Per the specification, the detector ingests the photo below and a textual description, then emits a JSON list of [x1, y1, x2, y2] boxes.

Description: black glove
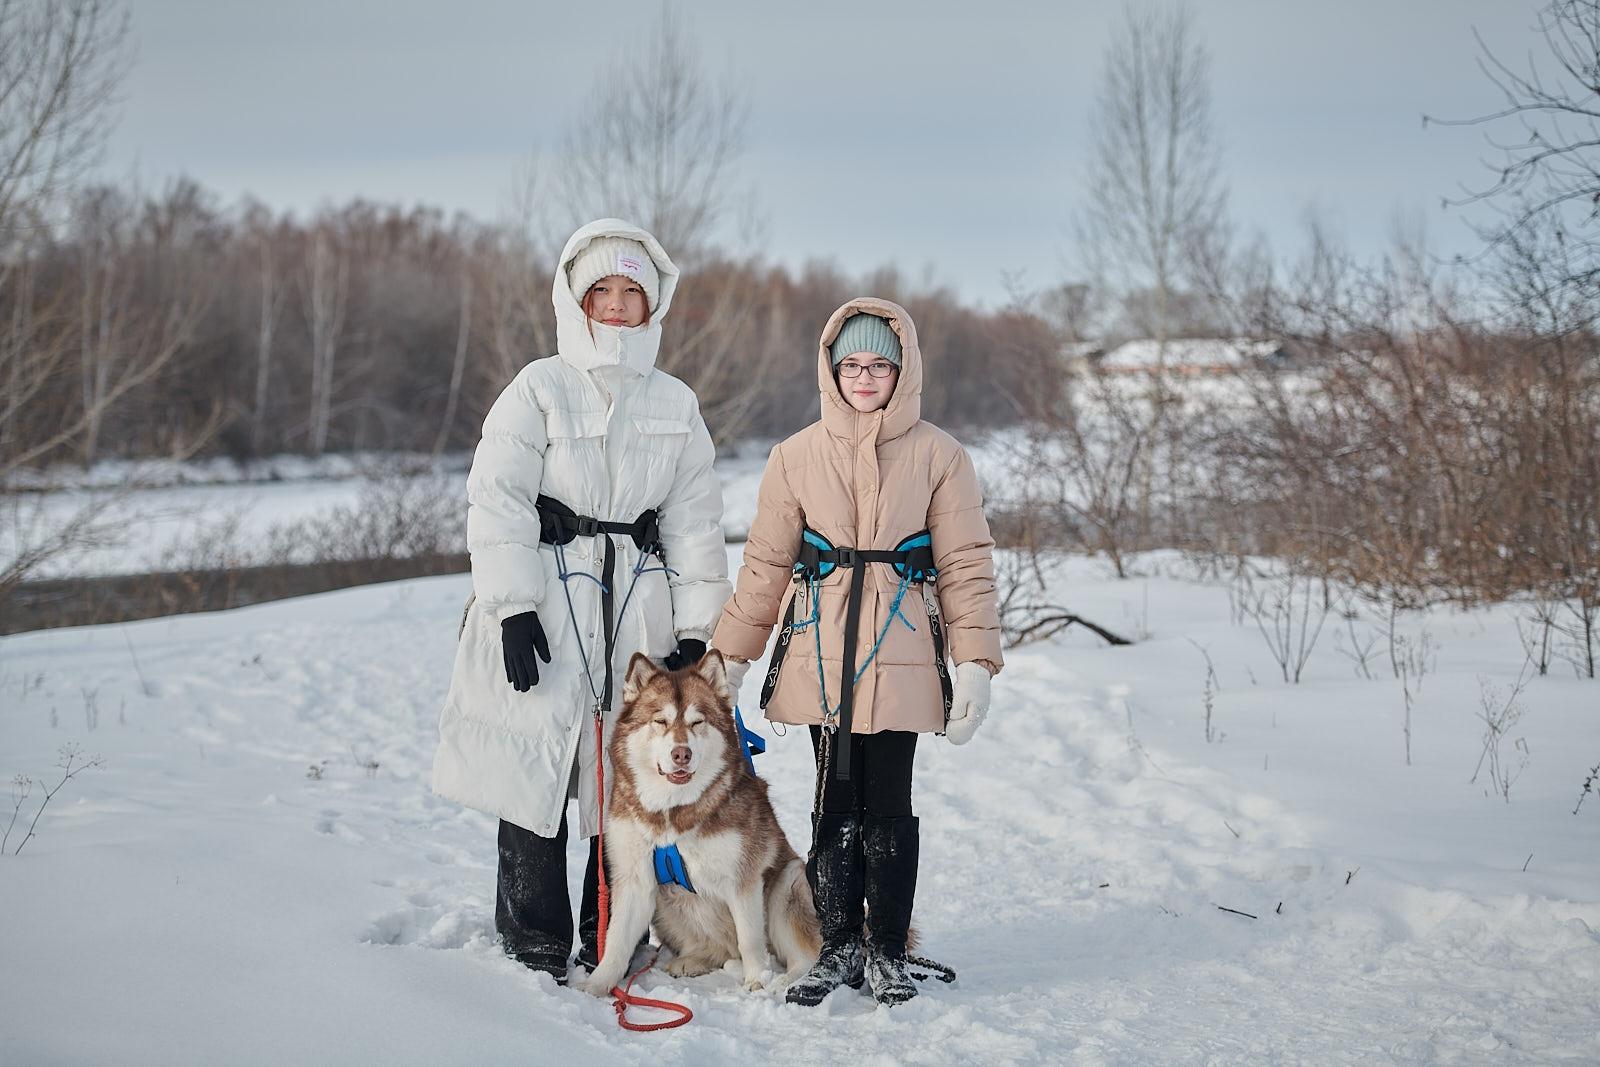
[[662, 638, 707, 671], [501, 610, 552, 692]]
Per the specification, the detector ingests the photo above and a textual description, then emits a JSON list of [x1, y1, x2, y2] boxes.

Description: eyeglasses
[[837, 361, 896, 379]]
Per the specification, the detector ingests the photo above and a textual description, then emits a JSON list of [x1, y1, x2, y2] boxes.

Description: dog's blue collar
[[653, 843, 695, 893]]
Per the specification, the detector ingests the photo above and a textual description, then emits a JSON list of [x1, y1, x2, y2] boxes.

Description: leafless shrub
[[1332, 596, 1381, 680], [3, 774, 31, 853], [1551, 598, 1599, 679], [1187, 637, 1221, 743], [1394, 628, 1437, 767], [1576, 762, 1600, 815], [1517, 599, 1560, 677], [1236, 562, 1330, 684], [1471, 662, 1533, 802], [993, 548, 1133, 649], [3, 743, 105, 855], [1000, 379, 1155, 578]]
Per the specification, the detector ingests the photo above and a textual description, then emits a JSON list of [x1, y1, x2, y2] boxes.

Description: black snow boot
[[573, 834, 604, 971], [495, 818, 575, 982], [786, 813, 866, 1006], [863, 814, 920, 1006]]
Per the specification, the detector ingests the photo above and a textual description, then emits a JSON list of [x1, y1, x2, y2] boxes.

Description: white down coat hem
[[431, 219, 731, 839]]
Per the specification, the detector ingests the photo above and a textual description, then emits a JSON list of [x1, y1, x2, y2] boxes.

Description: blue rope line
[[804, 570, 918, 729], [614, 552, 679, 633], [551, 539, 674, 710], [553, 542, 604, 707]]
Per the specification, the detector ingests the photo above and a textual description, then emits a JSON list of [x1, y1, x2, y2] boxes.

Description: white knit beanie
[[566, 236, 662, 312]]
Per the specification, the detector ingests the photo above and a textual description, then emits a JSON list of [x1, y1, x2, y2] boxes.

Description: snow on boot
[[864, 944, 916, 1006], [786, 938, 867, 1006], [787, 812, 866, 1006], [496, 819, 576, 982], [863, 813, 920, 1006]]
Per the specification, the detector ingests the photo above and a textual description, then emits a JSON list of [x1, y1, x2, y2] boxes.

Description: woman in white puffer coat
[[432, 218, 731, 982]]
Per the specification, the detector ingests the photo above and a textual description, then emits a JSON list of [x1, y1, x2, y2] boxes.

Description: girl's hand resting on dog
[[944, 662, 991, 745], [717, 654, 751, 697]]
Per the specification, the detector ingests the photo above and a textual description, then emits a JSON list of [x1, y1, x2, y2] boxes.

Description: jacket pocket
[[546, 410, 607, 440], [541, 410, 607, 510], [629, 414, 692, 458]]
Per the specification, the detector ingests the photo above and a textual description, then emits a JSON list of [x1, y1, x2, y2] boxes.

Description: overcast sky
[[106, 0, 1546, 306]]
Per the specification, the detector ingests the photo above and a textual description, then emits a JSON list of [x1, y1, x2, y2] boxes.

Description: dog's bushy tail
[[770, 857, 821, 970]]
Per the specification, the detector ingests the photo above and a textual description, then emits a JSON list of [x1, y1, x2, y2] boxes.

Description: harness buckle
[[836, 547, 860, 569], [574, 516, 601, 538]]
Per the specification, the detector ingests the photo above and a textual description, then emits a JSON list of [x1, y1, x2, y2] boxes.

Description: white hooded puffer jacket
[[432, 219, 731, 838]]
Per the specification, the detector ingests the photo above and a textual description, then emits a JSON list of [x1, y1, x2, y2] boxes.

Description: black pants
[[495, 812, 600, 963], [809, 726, 917, 817]]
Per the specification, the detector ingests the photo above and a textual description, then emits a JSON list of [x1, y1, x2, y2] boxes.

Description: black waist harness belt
[[760, 527, 953, 781], [536, 494, 662, 719]]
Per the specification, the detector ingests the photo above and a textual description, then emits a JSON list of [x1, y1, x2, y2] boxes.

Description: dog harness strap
[[652, 844, 695, 893], [733, 705, 767, 772]]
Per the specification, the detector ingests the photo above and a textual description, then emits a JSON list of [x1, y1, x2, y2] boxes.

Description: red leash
[[592, 708, 694, 1032]]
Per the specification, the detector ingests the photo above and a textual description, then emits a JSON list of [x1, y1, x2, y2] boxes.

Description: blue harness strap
[[733, 705, 766, 772], [653, 843, 695, 892]]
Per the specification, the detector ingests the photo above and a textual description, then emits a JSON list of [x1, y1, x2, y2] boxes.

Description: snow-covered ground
[[3, 548, 1597, 1064], [2, 450, 772, 580]]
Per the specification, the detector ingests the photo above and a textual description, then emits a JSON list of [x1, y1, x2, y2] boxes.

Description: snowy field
[[2, 547, 1597, 1064], [1, 450, 772, 580]]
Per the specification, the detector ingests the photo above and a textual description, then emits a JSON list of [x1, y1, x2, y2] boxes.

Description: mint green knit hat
[[829, 313, 902, 367]]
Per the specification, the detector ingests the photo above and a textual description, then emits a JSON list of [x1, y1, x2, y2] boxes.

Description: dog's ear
[[692, 648, 731, 706], [622, 652, 660, 707]]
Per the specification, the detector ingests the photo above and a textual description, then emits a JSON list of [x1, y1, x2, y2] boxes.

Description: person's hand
[[719, 655, 752, 696], [663, 638, 707, 671], [945, 662, 991, 745], [501, 611, 552, 692]]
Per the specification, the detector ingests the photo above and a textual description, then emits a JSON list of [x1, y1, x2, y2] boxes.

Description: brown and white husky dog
[[577, 651, 820, 995]]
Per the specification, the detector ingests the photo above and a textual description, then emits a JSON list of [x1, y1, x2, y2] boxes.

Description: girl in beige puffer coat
[[711, 297, 1002, 1006]]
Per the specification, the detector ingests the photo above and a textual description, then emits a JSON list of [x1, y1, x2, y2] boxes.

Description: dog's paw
[[664, 955, 717, 978], [576, 970, 618, 998], [742, 974, 766, 992]]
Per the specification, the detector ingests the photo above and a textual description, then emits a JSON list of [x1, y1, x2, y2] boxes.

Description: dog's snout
[[671, 744, 693, 768]]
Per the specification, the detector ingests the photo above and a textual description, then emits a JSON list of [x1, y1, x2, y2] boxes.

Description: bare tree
[[1427, 1, 1600, 291], [472, 159, 558, 406], [1079, 0, 1226, 354], [0, 0, 130, 249], [1076, 1, 1227, 546], [299, 222, 350, 456], [73, 184, 129, 465], [556, 5, 748, 258], [244, 205, 289, 456], [433, 265, 470, 456]]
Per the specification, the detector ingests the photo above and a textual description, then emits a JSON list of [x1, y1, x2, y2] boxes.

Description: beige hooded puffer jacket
[[712, 297, 1002, 734]]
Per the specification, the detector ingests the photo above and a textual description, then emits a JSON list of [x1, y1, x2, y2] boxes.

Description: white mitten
[[944, 662, 991, 746], [721, 655, 752, 698]]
